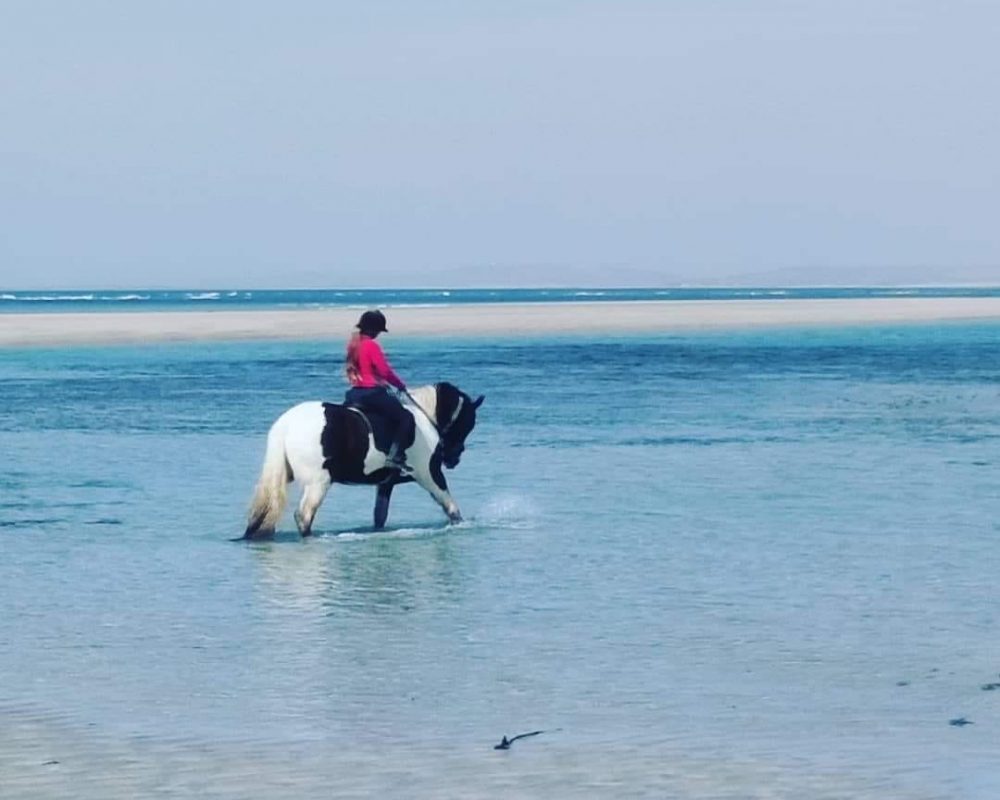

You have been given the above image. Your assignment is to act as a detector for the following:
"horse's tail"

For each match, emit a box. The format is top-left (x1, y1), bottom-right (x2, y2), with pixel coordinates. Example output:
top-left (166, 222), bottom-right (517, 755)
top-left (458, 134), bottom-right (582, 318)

top-left (242, 420), bottom-right (291, 539)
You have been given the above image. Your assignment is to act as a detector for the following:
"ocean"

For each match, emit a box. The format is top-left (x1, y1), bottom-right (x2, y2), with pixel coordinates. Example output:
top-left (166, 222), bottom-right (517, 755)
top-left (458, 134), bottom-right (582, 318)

top-left (1, 322), bottom-right (999, 798)
top-left (2, 285), bottom-right (1000, 313)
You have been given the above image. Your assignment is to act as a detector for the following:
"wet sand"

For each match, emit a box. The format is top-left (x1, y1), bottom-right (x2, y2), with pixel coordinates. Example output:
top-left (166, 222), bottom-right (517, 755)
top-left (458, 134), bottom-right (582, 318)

top-left (1, 298), bottom-right (1000, 347)
top-left (0, 706), bottom-right (910, 800)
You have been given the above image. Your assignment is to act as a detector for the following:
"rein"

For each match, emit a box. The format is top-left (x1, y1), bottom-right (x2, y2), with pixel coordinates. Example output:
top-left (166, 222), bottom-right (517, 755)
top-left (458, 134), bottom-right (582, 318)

top-left (399, 385), bottom-right (465, 440)
top-left (392, 384), bottom-right (466, 447)
top-left (399, 387), bottom-right (443, 437)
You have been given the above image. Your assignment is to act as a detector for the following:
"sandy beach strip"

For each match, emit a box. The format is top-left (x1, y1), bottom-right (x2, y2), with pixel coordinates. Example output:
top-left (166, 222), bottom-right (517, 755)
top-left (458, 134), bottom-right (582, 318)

top-left (1, 298), bottom-right (999, 348)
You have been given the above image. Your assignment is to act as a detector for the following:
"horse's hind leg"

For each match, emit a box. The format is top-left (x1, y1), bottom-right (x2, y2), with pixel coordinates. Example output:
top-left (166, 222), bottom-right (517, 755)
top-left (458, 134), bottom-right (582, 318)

top-left (295, 478), bottom-right (331, 536)
top-left (373, 482), bottom-right (395, 530)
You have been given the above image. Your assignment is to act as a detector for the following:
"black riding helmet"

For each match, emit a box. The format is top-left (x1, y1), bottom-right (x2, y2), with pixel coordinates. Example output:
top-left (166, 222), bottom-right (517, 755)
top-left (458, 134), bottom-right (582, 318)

top-left (356, 309), bottom-right (388, 336)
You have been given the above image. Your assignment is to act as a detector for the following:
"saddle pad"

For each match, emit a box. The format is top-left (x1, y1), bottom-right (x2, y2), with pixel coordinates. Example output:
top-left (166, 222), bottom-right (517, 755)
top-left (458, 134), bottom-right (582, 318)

top-left (337, 403), bottom-right (396, 455)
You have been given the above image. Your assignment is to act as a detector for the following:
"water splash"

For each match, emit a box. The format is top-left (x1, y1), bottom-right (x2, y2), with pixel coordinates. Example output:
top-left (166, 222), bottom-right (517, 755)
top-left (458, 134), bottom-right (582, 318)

top-left (473, 493), bottom-right (540, 530)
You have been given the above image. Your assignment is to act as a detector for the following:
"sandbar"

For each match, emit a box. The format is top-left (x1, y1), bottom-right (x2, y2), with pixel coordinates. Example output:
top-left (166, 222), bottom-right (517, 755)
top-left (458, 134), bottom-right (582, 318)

top-left (1, 298), bottom-right (999, 348)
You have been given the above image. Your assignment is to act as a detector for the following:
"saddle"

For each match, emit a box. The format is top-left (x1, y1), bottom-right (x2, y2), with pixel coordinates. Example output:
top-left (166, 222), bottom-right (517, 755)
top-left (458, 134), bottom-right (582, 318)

top-left (341, 402), bottom-right (397, 454)
top-left (319, 402), bottom-right (398, 483)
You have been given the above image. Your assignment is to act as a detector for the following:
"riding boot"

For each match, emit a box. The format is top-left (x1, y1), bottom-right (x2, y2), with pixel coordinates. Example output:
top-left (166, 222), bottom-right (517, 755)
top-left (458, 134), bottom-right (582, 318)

top-left (386, 442), bottom-right (413, 475)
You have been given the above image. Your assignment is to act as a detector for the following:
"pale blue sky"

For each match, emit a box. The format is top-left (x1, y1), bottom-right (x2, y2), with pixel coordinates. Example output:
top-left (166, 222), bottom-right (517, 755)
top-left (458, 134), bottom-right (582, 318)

top-left (2, 1), bottom-right (999, 288)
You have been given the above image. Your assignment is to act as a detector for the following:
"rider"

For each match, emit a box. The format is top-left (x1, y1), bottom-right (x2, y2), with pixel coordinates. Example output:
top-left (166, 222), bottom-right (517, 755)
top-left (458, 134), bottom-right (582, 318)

top-left (344, 310), bottom-right (415, 473)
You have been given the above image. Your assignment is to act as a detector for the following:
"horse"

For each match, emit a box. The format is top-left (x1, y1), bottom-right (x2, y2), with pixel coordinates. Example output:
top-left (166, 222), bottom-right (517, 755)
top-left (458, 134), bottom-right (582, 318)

top-left (240, 382), bottom-right (484, 539)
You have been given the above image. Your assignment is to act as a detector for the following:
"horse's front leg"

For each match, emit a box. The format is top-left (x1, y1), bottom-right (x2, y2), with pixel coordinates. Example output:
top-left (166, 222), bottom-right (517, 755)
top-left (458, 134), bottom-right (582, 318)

top-left (373, 482), bottom-right (394, 530)
top-left (414, 453), bottom-right (462, 523)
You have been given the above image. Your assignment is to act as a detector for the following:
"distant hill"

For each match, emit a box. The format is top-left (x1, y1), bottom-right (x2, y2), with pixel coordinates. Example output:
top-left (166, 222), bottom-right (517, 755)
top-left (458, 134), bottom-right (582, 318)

top-left (701, 265), bottom-right (1000, 287)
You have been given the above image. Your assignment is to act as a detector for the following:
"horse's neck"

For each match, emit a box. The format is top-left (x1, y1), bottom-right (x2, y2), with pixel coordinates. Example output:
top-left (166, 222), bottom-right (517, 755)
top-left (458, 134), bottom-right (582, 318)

top-left (406, 385), bottom-right (438, 426)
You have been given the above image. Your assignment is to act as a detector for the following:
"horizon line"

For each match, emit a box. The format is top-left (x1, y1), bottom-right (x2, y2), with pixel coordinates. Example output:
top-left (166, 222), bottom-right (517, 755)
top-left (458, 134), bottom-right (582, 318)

top-left (4, 282), bottom-right (1000, 293)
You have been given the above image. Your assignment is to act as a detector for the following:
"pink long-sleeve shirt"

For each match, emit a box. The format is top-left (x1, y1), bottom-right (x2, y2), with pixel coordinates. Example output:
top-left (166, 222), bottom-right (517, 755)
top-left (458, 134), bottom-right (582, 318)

top-left (346, 334), bottom-right (406, 390)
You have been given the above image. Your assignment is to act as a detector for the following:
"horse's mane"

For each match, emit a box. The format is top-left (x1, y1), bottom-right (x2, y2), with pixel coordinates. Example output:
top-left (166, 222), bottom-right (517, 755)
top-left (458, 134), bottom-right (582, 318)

top-left (403, 384), bottom-right (439, 430)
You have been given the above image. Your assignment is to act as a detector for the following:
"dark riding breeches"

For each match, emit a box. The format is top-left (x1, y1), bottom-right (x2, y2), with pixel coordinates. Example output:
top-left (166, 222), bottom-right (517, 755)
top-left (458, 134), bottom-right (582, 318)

top-left (344, 386), bottom-right (416, 454)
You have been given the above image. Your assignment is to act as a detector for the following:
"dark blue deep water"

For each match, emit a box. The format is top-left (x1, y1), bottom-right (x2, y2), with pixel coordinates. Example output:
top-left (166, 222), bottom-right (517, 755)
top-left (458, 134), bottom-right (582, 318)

top-left (1, 323), bottom-right (999, 798)
top-left (2, 285), bottom-right (1000, 313)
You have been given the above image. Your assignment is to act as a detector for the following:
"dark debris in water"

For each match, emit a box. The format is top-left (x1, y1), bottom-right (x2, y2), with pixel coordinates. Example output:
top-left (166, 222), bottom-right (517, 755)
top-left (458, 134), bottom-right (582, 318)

top-left (66, 479), bottom-right (132, 489)
top-left (494, 730), bottom-right (547, 750)
top-left (981, 682), bottom-right (1000, 691)
top-left (0, 518), bottom-right (67, 528)
top-left (949, 717), bottom-right (974, 727)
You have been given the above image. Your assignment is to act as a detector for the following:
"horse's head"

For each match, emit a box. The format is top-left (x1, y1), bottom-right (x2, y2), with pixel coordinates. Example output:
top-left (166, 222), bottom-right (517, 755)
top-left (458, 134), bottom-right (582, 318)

top-left (435, 382), bottom-right (484, 469)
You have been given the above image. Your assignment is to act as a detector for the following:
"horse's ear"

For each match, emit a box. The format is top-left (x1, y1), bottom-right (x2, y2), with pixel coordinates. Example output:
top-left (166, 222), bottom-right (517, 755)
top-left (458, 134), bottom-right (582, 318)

top-left (473, 395), bottom-right (485, 409)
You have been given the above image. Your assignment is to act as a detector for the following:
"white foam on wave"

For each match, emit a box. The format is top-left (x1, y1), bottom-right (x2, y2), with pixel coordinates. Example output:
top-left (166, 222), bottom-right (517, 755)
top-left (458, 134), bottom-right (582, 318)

top-left (303, 496), bottom-right (540, 543)
top-left (1, 294), bottom-right (16, 300)
top-left (186, 292), bottom-right (221, 300)
top-left (343, 302), bottom-right (451, 309)
top-left (320, 506), bottom-right (535, 541)
top-left (13, 294), bottom-right (96, 301)
top-left (327, 523), bottom-right (454, 542)
top-left (101, 294), bottom-right (149, 301)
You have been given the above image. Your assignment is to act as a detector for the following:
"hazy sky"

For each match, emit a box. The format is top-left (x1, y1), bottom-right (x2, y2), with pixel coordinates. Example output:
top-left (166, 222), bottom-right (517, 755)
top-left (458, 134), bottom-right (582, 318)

top-left (2, 1), bottom-right (999, 288)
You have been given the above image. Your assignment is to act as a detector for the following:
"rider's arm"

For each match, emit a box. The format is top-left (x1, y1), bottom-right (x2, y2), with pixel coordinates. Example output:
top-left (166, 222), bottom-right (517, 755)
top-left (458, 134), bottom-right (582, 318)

top-left (370, 340), bottom-right (406, 390)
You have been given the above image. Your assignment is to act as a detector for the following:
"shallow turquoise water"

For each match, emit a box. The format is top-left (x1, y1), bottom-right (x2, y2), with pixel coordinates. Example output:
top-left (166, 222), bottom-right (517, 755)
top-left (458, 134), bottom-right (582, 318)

top-left (1, 324), bottom-right (999, 798)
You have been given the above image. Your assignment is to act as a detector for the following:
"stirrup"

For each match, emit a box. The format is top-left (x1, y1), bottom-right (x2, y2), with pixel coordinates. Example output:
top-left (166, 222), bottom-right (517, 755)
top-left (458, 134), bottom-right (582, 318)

top-left (387, 457), bottom-right (413, 476)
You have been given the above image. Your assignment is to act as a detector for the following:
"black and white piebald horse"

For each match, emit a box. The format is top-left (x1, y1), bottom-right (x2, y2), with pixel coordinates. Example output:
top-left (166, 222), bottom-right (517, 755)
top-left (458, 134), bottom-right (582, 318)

top-left (241, 382), bottom-right (483, 539)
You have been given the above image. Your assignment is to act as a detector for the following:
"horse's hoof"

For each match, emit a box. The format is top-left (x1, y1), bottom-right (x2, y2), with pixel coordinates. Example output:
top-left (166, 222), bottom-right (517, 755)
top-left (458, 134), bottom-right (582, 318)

top-left (236, 532), bottom-right (273, 542)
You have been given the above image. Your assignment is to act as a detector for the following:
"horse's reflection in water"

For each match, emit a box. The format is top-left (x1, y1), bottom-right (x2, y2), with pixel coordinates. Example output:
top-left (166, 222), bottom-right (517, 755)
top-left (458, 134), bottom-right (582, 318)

top-left (248, 533), bottom-right (465, 618)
